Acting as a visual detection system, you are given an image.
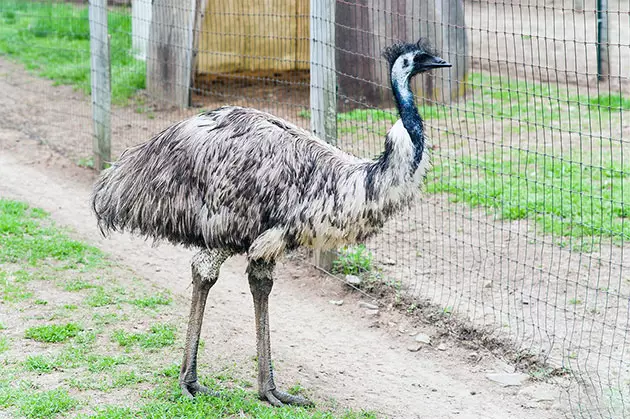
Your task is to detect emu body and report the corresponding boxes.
[91,39,450,406]
[93,107,427,259]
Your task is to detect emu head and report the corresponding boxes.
[383,38,451,82]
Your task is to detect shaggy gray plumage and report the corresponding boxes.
[92,106,428,261]
[91,38,451,407]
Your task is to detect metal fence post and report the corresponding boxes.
[596,0,609,80]
[89,0,111,171]
[310,0,337,270]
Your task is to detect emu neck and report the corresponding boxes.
[392,77,424,172]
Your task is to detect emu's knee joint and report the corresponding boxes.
[191,249,230,284]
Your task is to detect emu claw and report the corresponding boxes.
[262,389,313,407]
[180,381,219,399]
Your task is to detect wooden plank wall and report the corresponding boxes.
[197,0,310,73]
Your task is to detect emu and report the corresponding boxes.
[91,39,450,406]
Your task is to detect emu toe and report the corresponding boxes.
[262,389,313,407]
[180,380,219,400]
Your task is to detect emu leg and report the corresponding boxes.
[247,259,313,407]
[180,249,229,399]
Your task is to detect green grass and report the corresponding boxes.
[24,355,58,373]
[0,1,145,104]
[0,199,104,267]
[85,288,118,307]
[428,150,630,243]
[87,380,377,419]
[0,336,9,353]
[112,324,176,349]
[18,388,77,419]
[63,279,97,291]
[25,323,82,343]
[130,294,172,308]
[333,244,374,275]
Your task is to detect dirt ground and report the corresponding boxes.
[0,60,576,418]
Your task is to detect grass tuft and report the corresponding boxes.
[333,244,374,275]
[130,294,172,308]
[0,199,104,267]
[25,323,82,343]
[18,388,77,419]
[112,324,176,349]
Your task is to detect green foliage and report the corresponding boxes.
[130,294,172,308]
[87,380,378,419]
[63,279,96,291]
[25,323,82,343]
[428,151,630,243]
[0,199,104,267]
[86,355,128,373]
[18,388,77,418]
[85,288,118,307]
[0,270,33,302]
[24,355,58,373]
[0,336,9,353]
[333,244,373,275]
[585,94,630,111]
[0,1,145,104]
[112,324,176,349]
[0,384,78,419]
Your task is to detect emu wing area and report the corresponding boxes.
[92,106,367,253]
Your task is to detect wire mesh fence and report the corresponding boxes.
[0,0,628,417]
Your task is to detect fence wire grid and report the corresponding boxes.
[0,0,628,417]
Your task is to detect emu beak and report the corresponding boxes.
[426,56,452,69]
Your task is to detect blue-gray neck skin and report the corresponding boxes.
[364,71,425,199]
[392,75,424,173]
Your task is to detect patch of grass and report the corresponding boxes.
[63,279,96,291]
[112,324,176,349]
[93,312,121,326]
[428,150,630,243]
[24,355,58,373]
[0,336,9,353]
[85,288,118,307]
[1,270,33,302]
[95,380,378,419]
[0,1,145,104]
[17,388,77,418]
[333,244,374,275]
[584,94,630,111]
[34,299,47,305]
[0,199,104,268]
[25,322,82,343]
[111,370,144,388]
[130,294,172,308]
[86,355,128,373]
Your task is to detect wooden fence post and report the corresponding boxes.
[89,0,111,171]
[310,0,337,270]
[147,0,197,107]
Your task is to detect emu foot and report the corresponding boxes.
[261,389,313,407]
[180,380,219,399]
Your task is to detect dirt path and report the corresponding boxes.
[0,125,570,419]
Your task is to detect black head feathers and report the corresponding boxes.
[382,38,437,68]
